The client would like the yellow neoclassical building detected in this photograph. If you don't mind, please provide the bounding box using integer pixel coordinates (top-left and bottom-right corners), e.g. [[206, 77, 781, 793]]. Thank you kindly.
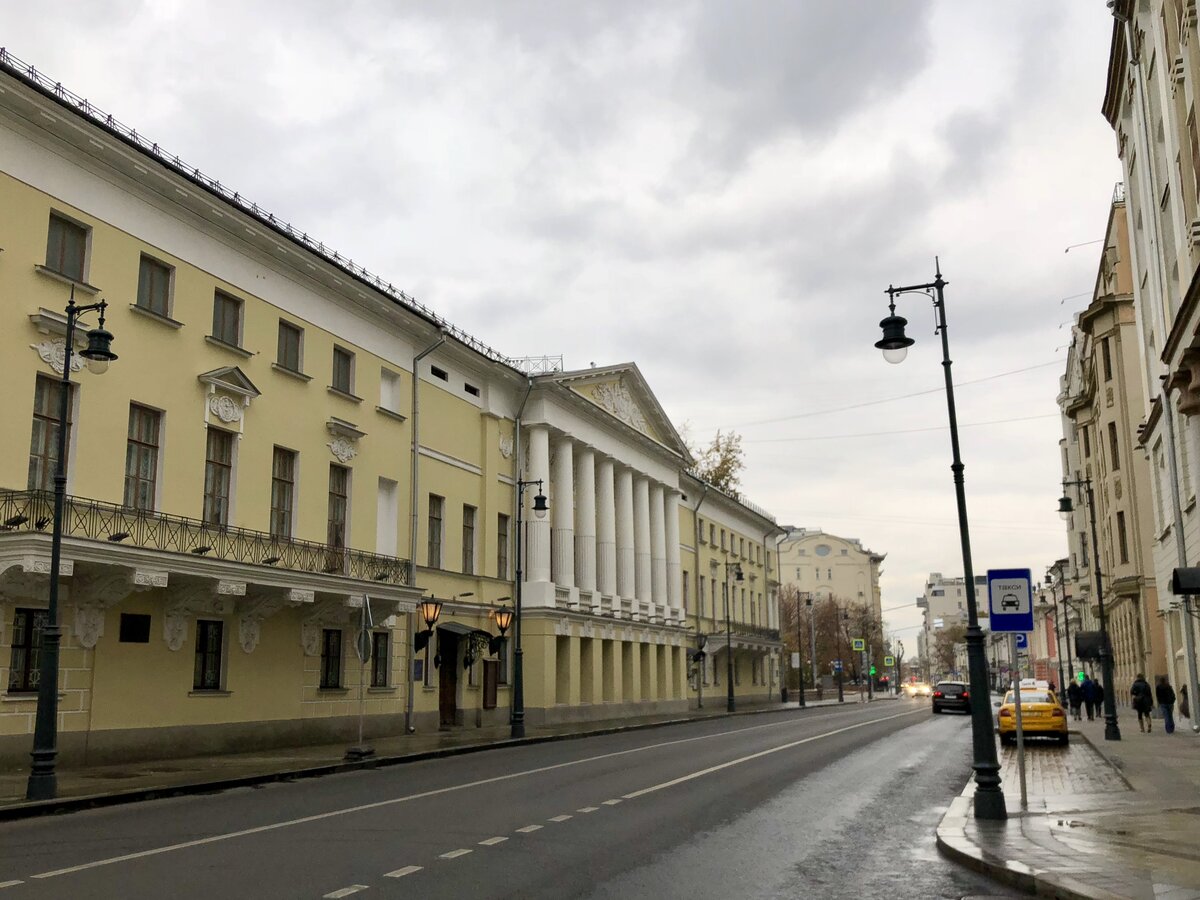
[[0, 53, 782, 765]]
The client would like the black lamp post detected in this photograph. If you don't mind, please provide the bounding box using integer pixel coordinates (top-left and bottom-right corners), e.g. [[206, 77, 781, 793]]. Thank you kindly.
[[693, 632, 708, 708], [26, 293, 118, 802], [1058, 480, 1121, 740], [836, 605, 847, 704], [794, 593, 806, 708], [512, 479, 548, 738], [875, 261, 1006, 820], [1046, 574, 1067, 695], [724, 561, 743, 712]]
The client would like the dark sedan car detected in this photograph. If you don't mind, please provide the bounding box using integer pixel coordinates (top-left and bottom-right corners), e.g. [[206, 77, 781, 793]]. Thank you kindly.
[[931, 680, 971, 714]]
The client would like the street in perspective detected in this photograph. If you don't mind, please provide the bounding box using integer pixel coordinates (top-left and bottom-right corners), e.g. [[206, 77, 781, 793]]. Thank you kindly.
[[2, 3, 1200, 899]]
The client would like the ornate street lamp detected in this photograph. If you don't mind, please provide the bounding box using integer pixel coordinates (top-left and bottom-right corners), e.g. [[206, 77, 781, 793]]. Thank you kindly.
[[1058, 481, 1121, 740], [875, 261, 1006, 820], [724, 562, 743, 712], [691, 632, 708, 709], [27, 292, 118, 802], [512, 479, 548, 738]]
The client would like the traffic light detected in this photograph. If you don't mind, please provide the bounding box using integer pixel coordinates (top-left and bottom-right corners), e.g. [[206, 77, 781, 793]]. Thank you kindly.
[[869, 665, 877, 676]]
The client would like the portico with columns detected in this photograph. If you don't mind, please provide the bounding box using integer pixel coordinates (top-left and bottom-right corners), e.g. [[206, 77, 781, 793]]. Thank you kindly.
[[515, 365, 693, 723]]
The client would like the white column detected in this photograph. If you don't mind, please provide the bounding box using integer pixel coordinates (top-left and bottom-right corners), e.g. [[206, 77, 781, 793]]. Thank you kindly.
[[634, 475, 651, 611], [615, 467, 635, 603], [526, 425, 551, 586], [666, 490, 682, 619], [596, 457, 617, 599], [552, 437, 575, 602], [575, 447, 597, 605], [650, 483, 667, 614]]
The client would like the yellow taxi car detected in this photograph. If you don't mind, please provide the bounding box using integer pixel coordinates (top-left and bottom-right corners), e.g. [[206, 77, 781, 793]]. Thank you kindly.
[[997, 684, 1068, 746]]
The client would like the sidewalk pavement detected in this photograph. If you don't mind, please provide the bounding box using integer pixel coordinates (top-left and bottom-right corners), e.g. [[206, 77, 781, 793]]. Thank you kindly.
[[0, 694, 860, 820], [937, 708, 1200, 899]]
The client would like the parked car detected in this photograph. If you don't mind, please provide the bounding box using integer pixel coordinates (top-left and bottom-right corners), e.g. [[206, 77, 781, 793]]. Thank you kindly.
[[931, 681, 971, 714], [997, 688, 1069, 746]]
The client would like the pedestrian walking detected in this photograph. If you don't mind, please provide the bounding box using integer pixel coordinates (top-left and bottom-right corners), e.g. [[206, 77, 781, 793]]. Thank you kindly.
[[1082, 676, 1098, 721], [1156, 676, 1177, 734], [1067, 680, 1084, 721], [1131, 673, 1153, 732]]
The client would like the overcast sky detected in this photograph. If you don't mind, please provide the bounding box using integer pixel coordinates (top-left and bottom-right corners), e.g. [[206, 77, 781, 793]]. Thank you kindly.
[[4, 2, 1123, 644]]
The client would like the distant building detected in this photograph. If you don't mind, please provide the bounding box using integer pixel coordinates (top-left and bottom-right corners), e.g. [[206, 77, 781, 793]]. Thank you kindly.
[[776, 528, 883, 623]]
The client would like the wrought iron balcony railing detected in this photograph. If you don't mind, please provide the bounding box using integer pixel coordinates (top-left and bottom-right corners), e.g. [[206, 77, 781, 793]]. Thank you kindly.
[[0, 490, 412, 586], [740, 624, 782, 642]]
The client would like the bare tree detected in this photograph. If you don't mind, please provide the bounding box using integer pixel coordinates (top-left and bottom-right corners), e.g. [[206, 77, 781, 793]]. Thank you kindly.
[[688, 429, 745, 493], [932, 624, 968, 677]]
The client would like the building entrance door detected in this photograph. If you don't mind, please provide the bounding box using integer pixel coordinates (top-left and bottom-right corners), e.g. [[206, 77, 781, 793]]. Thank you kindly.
[[439, 631, 459, 728]]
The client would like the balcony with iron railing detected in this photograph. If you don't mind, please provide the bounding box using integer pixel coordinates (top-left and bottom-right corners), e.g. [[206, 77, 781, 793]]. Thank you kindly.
[[0, 490, 413, 585]]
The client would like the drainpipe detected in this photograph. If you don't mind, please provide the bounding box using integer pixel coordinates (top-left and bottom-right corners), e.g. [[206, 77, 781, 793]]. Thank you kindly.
[[404, 330, 447, 734]]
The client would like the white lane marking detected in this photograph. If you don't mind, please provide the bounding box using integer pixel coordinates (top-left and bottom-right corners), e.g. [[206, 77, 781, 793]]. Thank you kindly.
[[576, 807, 599, 813], [0, 882, 23, 890], [622, 709, 922, 800], [323, 887, 369, 899], [548, 814, 572, 822], [383, 866, 422, 878], [29, 707, 920, 881], [601, 799, 622, 806], [439, 849, 472, 860], [478, 837, 508, 846], [515, 825, 543, 833]]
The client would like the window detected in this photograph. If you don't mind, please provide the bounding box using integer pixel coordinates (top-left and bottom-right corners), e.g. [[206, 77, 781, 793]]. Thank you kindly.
[[328, 464, 349, 551], [123, 404, 161, 511], [379, 368, 401, 413], [430, 365, 448, 381], [203, 428, 234, 525], [45, 213, 87, 282], [721, 529, 726, 550], [1117, 511, 1129, 564], [428, 494, 444, 568], [1083, 425, 1091, 458], [28, 374, 72, 491], [932, 589, 945, 597], [332, 346, 355, 394], [462, 504, 476, 575], [682, 571, 690, 613], [1102, 337, 1113, 382], [211, 291, 242, 347], [277, 321, 303, 372], [698, 518, 705, 543], [137, 256, 172, 316], [270, 448, 296, 539], [497, 513, 510, 578], [709, 524, 715, 545], [739, 538, 745, 558], [1079, 534, 1089, 568], [320, 629, 342, 688], [7, 608, 48, 692], [497, 636, 509, 684], [1108, 422, 1121, 470], [698, 576, 706, 617], [193, 620, 223, 691], [464, 383, 480, 397], [119, 613, 151, 643], [371, 632, 390, 687]]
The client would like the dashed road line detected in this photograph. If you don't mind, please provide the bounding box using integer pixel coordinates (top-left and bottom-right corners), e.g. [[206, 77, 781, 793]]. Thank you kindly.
[[515, 825, 543, 833], [602, 799, 622, 806], [577, 806, 599, 813], [0, 882, 24, 890], [479, 837, 508, 846], [548, 814, 572, 822], [383, 866, 422, 878], [323, 887, 369, 898], [439, 849, 472, 860]]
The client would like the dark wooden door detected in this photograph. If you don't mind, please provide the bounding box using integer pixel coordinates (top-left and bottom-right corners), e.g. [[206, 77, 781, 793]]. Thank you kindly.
[[439, 632, 459, 728], [483, 659, 499, 710]]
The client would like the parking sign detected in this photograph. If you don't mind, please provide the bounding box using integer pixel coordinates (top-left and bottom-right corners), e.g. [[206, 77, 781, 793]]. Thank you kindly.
[[987, 568, 1034, 633]]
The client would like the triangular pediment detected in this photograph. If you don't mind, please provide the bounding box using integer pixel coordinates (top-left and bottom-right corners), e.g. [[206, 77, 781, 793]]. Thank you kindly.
[[548, 363, 691, 462], [197, 366, 261, 398]]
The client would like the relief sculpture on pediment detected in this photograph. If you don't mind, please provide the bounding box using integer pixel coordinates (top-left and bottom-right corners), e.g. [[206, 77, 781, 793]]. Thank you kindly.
[[593, 381, 648, 433]]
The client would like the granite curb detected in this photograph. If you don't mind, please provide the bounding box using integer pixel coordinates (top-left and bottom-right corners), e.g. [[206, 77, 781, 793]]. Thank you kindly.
[[0, 696, 877, 822]]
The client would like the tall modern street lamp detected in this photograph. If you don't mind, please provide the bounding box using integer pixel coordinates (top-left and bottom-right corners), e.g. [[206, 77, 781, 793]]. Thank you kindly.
[[27, 293, 118, 802], [1058, 479, 1121, 740], [724, 561, 743, 712], [511, 479, 548, 738], [875, 261, 1006, 820]]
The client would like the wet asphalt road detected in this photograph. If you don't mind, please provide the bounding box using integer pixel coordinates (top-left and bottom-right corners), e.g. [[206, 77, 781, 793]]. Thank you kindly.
[[0, 700, 1014, 899]]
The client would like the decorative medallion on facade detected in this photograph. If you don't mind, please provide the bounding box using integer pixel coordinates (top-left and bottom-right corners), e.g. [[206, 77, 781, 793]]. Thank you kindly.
[[593, 380, 648, 433], [31, 340, 84, 375], [499, 433, 514, 459], [208, 394, 243, 423], [328, 436, 358, 463], [326, 418, 366, 464]]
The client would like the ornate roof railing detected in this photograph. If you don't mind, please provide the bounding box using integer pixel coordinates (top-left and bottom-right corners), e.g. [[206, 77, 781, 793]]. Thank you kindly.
[[0, 47, 520, 370], [0, 491, 412, 586]]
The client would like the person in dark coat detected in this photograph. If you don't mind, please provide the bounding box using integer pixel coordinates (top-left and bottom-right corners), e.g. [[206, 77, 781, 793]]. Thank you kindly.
[[1181, 684, 1190, 721], [1130, 674, 1154, 732], [1067, 680, 1084, 721], [1156, 676, 1177, 734], [1082, 676, 1098, 721]]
